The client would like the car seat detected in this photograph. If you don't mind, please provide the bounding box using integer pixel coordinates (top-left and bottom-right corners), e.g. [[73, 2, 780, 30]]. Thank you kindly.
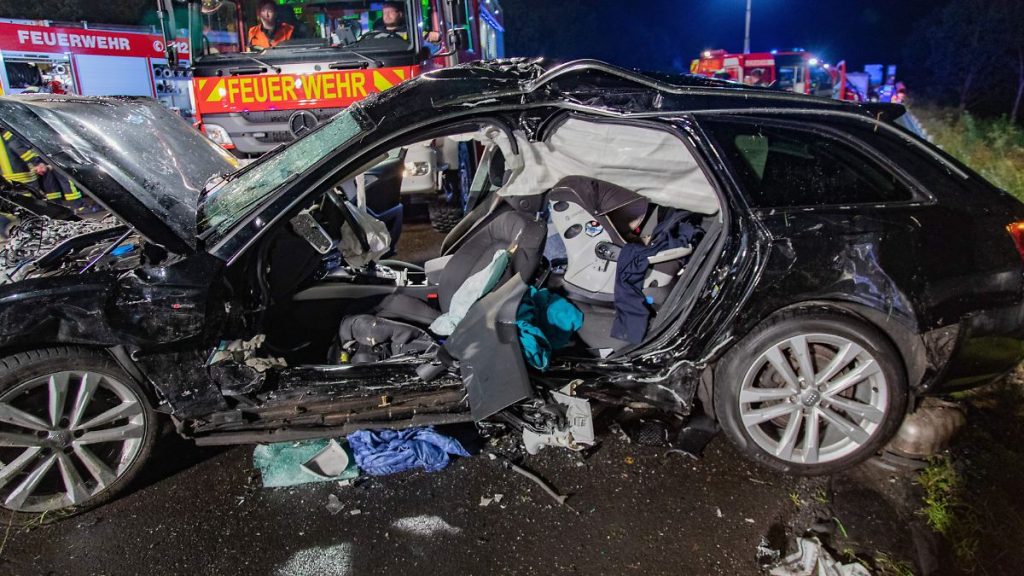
[[548, 176, 689, 303], [337, 210, 547, 364], [547, 176, 699, 354]]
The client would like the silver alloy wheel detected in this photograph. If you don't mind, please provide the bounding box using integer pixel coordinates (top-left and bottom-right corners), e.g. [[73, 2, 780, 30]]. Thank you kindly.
[[0, 370, 147, 513], [738, 334, 890, 465]]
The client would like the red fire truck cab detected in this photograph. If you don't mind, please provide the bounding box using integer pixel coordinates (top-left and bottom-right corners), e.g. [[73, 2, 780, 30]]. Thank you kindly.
[[175, 0, 504, 230], [691, 49, 861, 102]]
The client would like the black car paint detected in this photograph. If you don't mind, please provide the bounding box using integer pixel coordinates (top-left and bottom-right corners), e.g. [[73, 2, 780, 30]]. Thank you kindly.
[[1, 59, 1023, 438]]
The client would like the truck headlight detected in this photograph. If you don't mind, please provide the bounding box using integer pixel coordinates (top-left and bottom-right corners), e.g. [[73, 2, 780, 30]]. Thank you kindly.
[[204, 123, 234, 149], [404, 161, 431, 177]]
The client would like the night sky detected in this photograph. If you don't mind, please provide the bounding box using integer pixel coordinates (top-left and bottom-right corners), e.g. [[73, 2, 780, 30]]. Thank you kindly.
[[502, 0, 937, 74]]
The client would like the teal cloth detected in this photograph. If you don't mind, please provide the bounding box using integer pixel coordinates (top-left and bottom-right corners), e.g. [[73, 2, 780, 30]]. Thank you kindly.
[[516, 287, 583, 370]]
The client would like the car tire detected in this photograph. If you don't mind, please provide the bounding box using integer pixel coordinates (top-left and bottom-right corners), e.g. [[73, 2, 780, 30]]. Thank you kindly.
[[0, 346, 157, 524], [714, 311, 908, 475], [429, 196, 464, 233]]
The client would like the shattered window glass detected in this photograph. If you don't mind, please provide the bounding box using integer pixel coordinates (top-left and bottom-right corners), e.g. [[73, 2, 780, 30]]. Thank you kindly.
[[199, 110, 364, 234], [703, 119, 913, 208]]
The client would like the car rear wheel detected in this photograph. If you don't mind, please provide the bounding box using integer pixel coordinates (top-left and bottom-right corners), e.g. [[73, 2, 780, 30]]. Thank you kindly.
[[0, 347, 157, 523], [714, 312, 908, 475]]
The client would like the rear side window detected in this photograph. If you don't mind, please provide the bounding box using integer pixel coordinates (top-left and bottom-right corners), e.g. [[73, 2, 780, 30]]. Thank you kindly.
[[702, 119, 914, 208]]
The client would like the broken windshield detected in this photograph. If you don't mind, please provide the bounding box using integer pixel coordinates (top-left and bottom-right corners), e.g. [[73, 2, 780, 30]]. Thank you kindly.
[[198, 107, 368, 236]]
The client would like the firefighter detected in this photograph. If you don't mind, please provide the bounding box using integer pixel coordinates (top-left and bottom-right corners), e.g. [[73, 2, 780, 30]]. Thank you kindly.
[[1, 129, 83, 207], [247, 1, 294, 49], [373, 1, 441, 43], [1, 129, 44, 198]]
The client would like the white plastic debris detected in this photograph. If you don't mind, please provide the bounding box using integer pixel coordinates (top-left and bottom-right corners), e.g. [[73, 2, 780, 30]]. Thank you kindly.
[[479, 493, 505, 507], [767, 537, 871, 576], [756, 536, 781, 565], [325, 494, 344, 516]]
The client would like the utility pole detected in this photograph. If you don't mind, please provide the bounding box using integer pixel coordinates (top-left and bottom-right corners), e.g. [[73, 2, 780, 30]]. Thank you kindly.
[[743, 0, 752, 54]]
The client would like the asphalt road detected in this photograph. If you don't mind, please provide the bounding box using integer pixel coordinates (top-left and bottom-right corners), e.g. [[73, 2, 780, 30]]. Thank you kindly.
[[2, 431, 818, 576]]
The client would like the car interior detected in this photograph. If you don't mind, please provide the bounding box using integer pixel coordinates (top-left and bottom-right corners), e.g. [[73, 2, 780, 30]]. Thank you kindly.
[[241, 114, 724, 377]]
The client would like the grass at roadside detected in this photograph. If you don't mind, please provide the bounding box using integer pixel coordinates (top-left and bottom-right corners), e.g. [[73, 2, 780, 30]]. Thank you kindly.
[[930, 370, 1024, 574], [912, 106, 1024, 201], [916, 456, 980, 569]]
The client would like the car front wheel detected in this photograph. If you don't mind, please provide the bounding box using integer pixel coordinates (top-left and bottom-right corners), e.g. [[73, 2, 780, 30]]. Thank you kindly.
[[714, 312, 908, 475], [0, 347, 157, 522]]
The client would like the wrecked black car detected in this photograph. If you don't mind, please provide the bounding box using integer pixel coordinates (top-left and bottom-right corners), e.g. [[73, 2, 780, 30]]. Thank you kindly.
[[2, 59, 1024, 519]]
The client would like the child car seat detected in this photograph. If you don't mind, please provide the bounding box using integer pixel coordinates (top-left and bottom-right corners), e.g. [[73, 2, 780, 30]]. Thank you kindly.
[[548, 176, 648, 301]]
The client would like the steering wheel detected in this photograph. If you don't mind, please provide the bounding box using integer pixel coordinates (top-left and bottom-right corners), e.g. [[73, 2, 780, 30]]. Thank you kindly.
[[324, 187, 370, 252], [359, 30, 403, 41]]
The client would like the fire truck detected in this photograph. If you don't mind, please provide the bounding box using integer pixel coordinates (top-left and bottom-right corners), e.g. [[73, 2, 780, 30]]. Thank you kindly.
[[161, 0, 505, 230], [0, 18, 191, 110], [691, 49, 861, 102]]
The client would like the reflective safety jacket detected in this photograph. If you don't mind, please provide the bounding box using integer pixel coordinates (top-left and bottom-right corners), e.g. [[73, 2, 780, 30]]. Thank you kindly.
[[0, 129, 40, 186], [247, 22, 294, 49], [1, 130, 81, 202]]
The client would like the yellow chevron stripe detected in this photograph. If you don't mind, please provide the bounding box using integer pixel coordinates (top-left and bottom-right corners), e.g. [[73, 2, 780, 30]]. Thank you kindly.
[[19, 150, 38, 162], [206, 79, 226, 102], [372, 71, 394, 92]]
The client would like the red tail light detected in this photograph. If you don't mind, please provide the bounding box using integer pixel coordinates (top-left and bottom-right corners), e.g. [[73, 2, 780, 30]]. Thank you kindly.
[[1007, 222, 1024, 263]]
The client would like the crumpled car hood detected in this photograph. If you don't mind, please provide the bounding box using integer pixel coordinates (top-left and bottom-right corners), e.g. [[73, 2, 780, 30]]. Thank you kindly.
[[0, 95, 239, 253]]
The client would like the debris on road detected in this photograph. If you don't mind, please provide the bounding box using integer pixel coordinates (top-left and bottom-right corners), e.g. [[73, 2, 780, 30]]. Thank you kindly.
[[765, 537, 871, 576], [668, 413, 720, 458], [486, 451, 571, 508], [756, 536, 781, 565], [253, 439, 359, 488], [479, 494, 504, 507], [325, 494, 344, 516], [347, 427, 471, 476]]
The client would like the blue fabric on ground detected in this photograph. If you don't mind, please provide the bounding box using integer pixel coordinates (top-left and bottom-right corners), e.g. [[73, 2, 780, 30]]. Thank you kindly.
[[517, 287, 583, 370], [347, 427, 471, 476], [611, 211, 703, 344]]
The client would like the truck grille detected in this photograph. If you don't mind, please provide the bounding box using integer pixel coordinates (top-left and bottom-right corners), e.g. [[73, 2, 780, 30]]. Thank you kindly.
[[254, 131, 295, 143], [240, 107, 346, 123]]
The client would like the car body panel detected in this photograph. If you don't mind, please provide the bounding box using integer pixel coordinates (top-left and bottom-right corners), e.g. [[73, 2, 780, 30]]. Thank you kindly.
[[0, 95, 239, 252], [690, 112, 1024, 393]]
